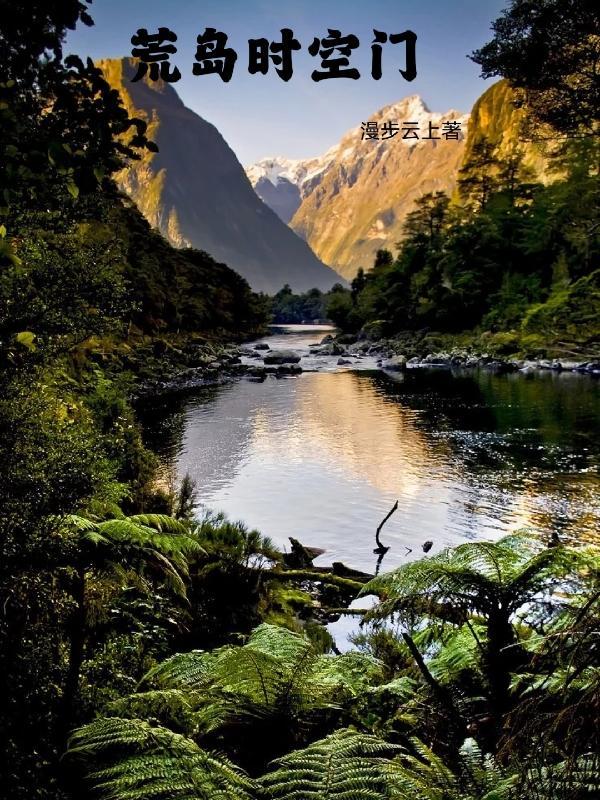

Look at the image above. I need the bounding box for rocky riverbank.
[132,327,600,397]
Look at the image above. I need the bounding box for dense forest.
[0,2,599,800]
[324,136,599,358]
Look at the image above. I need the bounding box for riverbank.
[130,325,600,399]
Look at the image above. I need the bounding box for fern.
[67,513,204,598]
[146,624,384,726]
[68,717,255,800]
[362,534,580,622]
[428,622,487,686]
[386,737,517,800]
[259,727,402,800]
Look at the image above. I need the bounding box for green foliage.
[346,137,599,347]
[471,0,600,137]
[387,737,516,800]
[522,269,600,343]
[69,717,255,800]
[144,623,383,745]
[269,283,350,326]
[260,728,401,800]
[362,533,578,622]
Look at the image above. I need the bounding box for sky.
[67,0,508,165]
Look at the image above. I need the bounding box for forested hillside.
[324,83,599,356]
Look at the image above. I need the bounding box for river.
[140,324,599,585]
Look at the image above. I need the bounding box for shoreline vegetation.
[1,2,599,800]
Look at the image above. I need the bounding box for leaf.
[15,331,36,351]
[67,181,80,199]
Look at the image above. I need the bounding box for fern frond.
[260,727,402,799]
[144,650,217,689]
[69,717,254,800]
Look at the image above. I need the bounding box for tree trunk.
[61,565,86,745]
[485,607,516,746]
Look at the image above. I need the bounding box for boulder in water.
[263,350,301,364]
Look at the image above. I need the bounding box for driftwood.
[283,537,325,568]
[267,568,365,593]
[374,500,398,554]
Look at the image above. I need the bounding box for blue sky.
[67,0,507,164]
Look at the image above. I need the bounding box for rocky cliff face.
[247,96,469,280]
[98,58,343,295]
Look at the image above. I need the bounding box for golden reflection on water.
[292,372,435,499]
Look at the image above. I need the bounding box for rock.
[263,349,302,364]
[320,334,334,344]
[337,357,352,365]
[424,354,451,367]
[336,333,358,345]
[407,356,420,366]
[381,355,407,372]
[349,341,370,354]
[585,361,600,373]
[422,540,433,553]
[537,359,553,370]
[254,342,270,350]
[361,320,387,340]
[313,342,347,356]
[276,364,302,374]
[484,360,514,374]
[558,361,580,371]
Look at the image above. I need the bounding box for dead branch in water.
[374,500,398,554]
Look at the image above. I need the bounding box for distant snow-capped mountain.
[245,149,339,223]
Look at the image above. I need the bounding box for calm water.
[139,326,600,579]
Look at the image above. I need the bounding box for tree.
[403,192,450,243]
[458,140,501,211]
[362,534,583,740]
[471,0,600,137]
[60,513,202,737]
[0,0,154,220]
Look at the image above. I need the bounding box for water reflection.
[139,366,600,573]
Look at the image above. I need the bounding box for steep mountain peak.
[98,58,343,294]
[246,93,470,278]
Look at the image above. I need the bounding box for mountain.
[460,79,548,182]
[245,150,339,224]
[246,96,468,280]
[98,58,343,295]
